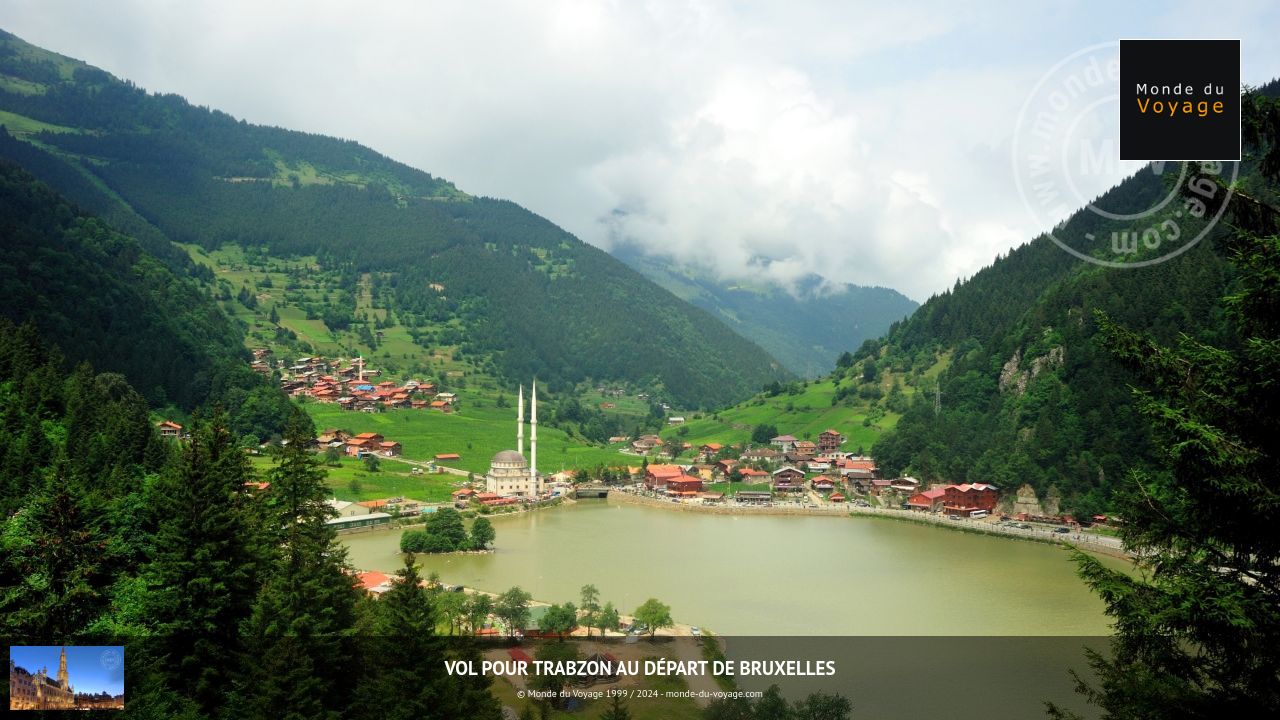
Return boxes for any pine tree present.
[237,409,358,720]
[142,410,262,715]
[1051,92,1280,719]
[352,555,448,720]
[0,466,116,639]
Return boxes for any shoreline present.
[345,489,1131,560]
[446,585,705,639]
[603,488,1133,560]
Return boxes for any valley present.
[2,19,1277,720]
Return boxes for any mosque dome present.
[491,449,528,466]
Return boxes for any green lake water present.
[341,499,1125,636]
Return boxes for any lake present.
[341,499,1124,635]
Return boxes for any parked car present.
[1054,527,1071,534]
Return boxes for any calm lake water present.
[341,499,1125,635]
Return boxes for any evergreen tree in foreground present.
[0,465,116,639]
[1050,91,1280,719]
[351,554,442,719]
[143,411,261,715]
[352,554,501,720]
[236,409,358,720]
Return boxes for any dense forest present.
[0,161,291,438]
[0,324,502,718]
[1047,90,1280,719]
[0,29,787,409]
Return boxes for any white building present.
[325,499,371,518]
[485,382,542,497]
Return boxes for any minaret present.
[530,381,538,497]
[57,646,68,690]
[516,385,525,457]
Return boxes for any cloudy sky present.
[2,1,1278,300]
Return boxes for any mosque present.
[485,382,542,497]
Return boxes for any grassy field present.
[179,243,483,385]
[579,388,652,417]
[660,378,899,453]
[249,453,463,503]
[658,349,955,455]
[302,403,638,476]
[0,109,80,135]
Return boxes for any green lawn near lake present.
[249,453,461,503]
[301,402,637,476]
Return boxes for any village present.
[159,350,1118,555]
[157,391,1110,541]
[253,348,459,413]
[621,430,991,516]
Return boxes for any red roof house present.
[818,429,844,454]
[355,571,390,593]
[942,483,1000,515]
[157,420,183,438]
[907,488,947,512]
[644,464,685,491]
[811,475,836,491]
[665,475,704,495]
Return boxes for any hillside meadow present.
[661,377,902,453]
[301,402,638,477]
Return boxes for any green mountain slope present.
[681,85,1280,516]
[615,246,918,377]
[0,159,291,436]
[0,29,787,409]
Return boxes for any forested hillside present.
[0,29,787,409]
[0,161,291,437]
[859,87,1280,515]
[616,246,918,377]
[683,85,1280,517]
[0,323,501,718]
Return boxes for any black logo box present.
[1120,39,1241,161]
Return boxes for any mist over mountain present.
[614,245,917,377]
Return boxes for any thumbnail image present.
[9,646,124,711]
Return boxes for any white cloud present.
[1,0,1278,301]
